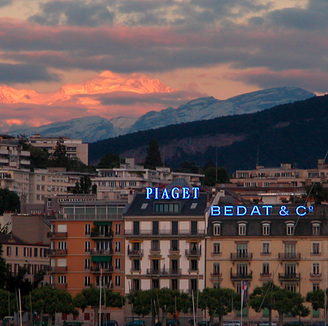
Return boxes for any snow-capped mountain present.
[7,87,315,142]
[128,87,315,133]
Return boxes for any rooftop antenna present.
[256,147,260,167]
[324,148,328,163]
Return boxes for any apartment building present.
[0,139,30,169]
[48,200,127,295]
[123,188,208,295]
[206,203,328,323]
[28,134,88,165]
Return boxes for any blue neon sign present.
[145,187,200,200]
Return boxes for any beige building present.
[29,134,88,165]
[0,139,30,169]
[206,203,328,323]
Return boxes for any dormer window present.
[238,222,247,236]
[286,222,295,236]
[312,222,321,236]
[213,223,221,236]
[262,222,271,236]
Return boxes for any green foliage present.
[73,176,93,194]
[0,188,20,215]
[144,139,163,169]
[178,161,201,174]
[306,289,326,310]
[198,288,239,324]
[29,146,50,169]
[31,286,75,316]
[0,289,16,317]
[306,183,328,204]
[97,153,121,168]
[127,290,152,317]
[51,141,68,167]
[202,167,230,186]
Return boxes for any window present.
[132,259,140,271]
[151,240,160,251]
[154,203,180,213]
[133,221,140,235]
[213,243,221,254]
[58,275,67,284]
[312,223,320,236]
[262,223,270,235]
[191,221,198,235]
[286,223,295,235]
[115,276,121,287]
[153,221,159,235]
[84,276,90,287]
[213,223,221,236]
[262,263,270,275]
[115,241,121,253]
[85,224,91,235]
[115,258,121,270]
[236,243,248,257]
[312,243,320,255]
[58,242,67,250]
[132,279,140,291]
[115,224,121,235]
[262,242,271,255]
[152,279,160,289]
[313,283,320,292]
[34,248,38,257]
[284,243,296,258]
[213,263,220,275]
[16,247,18,256]
[190,279,198,292]
[85,241,90,253]
[190,259,198,271]
[6,246,11,256]
[285,263,296,275]
[285,283,297,292]
[312,263,320,275]
[172,221,178,235]
[171,279,178,290]
[171,259,179,274]
[238,223,246,236]
[84,259,90,270]
[171,240,179,251]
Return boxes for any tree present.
[0,189,20,215]
[306,183,328,204]
[74,288,123,326]
[30,286,76,326]
[306,289,326,312]
[198,288,239,326]
[0,289,16,317]
[202,167,230,186]
[127,290,152,318]
[249,283,309,326]
[51,141,68,167]
[73,176,93,194]
[144,140,163,169]
[97,153,121,168]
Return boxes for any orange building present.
[48,200,127,324]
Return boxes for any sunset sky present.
[0,0,326,129]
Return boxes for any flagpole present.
[99,268,102,326]
[240,281,243,326]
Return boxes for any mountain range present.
[7,87,314,142]
[89,94,328,172]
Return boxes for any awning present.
[91,256,112,262]
[94,222,112,226]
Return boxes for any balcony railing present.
[90,266,113,273]
[49,266,67,273]
[90,249,113,256]
[185,249,201,257]
[90,231,113,239]
[310,273,322,279]
[260,272,272,278]
[230,252,253,260]
[49,249,67,256]
[147,268,168,276]
[210,272,222,278]
[278,273,301,281]
[230,269,252,280]
[47,232,68,239]
[169,268,182,276]
[125,229,205,237]
[128,249,144,257]
[278,253,301,261]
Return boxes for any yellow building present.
[206,204,328,324]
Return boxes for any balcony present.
[169,268,182,276]
[125,229,205,238]
[230,252,253,261]
[147,268,168,276]
[230,269,253,280]
[278,253,301,261]
[278,273,301,281]
[90,266,113,273]
[128,249,144,257]
[90,249,113,256]
[49,249,67,256]
[47,232,67,239]
[49,266,67,273]
[210,272,222,278]
[260,272,273,279]
[90,230,113,239]
[185,248,201,257]
[310,273,322,280]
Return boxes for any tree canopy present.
[144,140,163,170]
[0,188,20,215]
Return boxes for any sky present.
[0,0,326,129]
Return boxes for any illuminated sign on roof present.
[145,187,200,200]
[210,205,314,217]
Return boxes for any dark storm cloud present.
[0,63,59,83]
[30,1,114,26]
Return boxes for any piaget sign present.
[145,187,200,200]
